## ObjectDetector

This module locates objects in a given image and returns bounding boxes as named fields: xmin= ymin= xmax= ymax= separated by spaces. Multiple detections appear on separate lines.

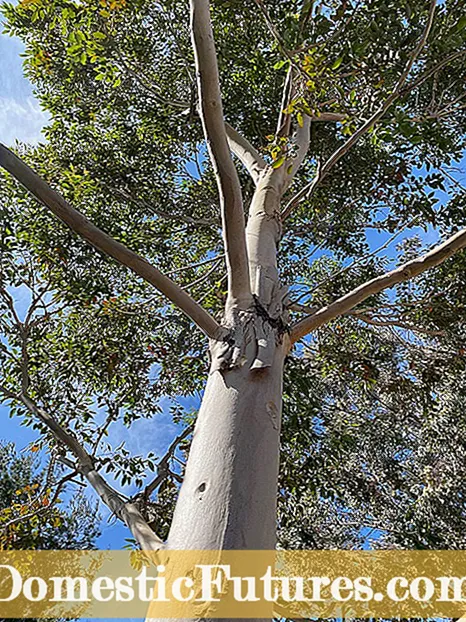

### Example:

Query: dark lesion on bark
xmin=209 ymin=276 xmax=290 ymax=373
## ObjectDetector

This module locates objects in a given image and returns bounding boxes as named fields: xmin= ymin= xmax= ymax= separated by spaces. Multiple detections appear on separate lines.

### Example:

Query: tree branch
xmin=190 ymin=0 xmax=252 ymax=309
xmin=399 ymin=50 xmax=466 ymax=98
xmin=17 ymin=394 xmax=164 ymax=550
xmin=107 ymin=183 xmax=216 ymax=227
xmin=303 ymin=215 xmax=420 ymax=297
xmin=252 ymin=0 xmax=304 ymax=86
xmin=284 ymin=115 xmax=311 ymax=188
xmin=308 ymin=112 xmax=347 ymax=122
xmin=282 ymin=0 xmax=437 ymax=219
xmin=224 ymin=122 xmax=267 ymax=184
xmin=167 ymin=253 xmax=225 ymax=275
xmin=0 ymin=144 xmax=221 ymax=340
xmin=349 ymin=313 xmax=446 ymax=337
xmin=277 ymin=65 xmax=294 ymax=136
xmin=1 ymin=299 xmax=163 ymax=549
xmin=290 ymin=226 xmax=466 ymax=343
xmin=144 ymin=425 xmax=193 ymax=500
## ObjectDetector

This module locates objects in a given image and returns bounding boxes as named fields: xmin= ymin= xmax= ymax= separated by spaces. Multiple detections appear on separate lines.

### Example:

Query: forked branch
xmin=282 ymin=0 xmax=437 ymax=219
xmin=225 ymin=122 xmax=267 ymax=184
xmin=0 ymin=290 xmax=164 ymax=549
xmin=0 ymin=144 xmax=221 ymax=340
xmin=0 ymin=388 xmax=164 ymax=550
xmin=290 ymin=227 xmax=466 ymax=343
xmin=190 ymin=0 xmax=252 ymax=309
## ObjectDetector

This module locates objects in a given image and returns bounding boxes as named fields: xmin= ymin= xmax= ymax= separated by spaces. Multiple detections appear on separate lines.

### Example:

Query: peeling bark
xmin=210 ymin=169 xmax=289 ymax=372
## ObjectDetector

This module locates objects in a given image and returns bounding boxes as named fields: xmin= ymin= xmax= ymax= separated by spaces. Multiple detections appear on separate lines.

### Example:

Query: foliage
xmin=0 ymin=442 xmax=100 ymax=550
xmin=0 ymin=0 xmax=465 ymax=552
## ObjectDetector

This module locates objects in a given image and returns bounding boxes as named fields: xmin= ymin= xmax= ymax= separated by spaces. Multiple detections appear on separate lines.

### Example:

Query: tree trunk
xmin=149 ymin=176 xmax=286 ymax=621
xmin=167 ymin=170 xmax=286 ymax=551
xmin=166 ymin=337 xmax=286 ymax=551
xmin=151 ymin=339 xmax=286 ymax=622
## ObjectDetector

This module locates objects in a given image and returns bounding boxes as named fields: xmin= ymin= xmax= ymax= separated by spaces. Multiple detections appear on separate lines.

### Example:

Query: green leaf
xmin=273 ymin=59 xmax=289 ymax=70
xmin=272 ymin=156 xmax=286 ymax=169
xmin=454 ymin=16 xmax=466 ymax=32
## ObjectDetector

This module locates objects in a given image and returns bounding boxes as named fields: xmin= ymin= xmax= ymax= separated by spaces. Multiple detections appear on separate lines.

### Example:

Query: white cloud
xmin=0 ymin=96 xmax=49 ymax=145
xmin=0 ymin=31 xmax=49 ymax=145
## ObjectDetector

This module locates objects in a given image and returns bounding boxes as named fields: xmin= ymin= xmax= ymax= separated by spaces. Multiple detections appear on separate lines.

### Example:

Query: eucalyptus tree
xmin=0 ymin=0 xmax=466 ymax=564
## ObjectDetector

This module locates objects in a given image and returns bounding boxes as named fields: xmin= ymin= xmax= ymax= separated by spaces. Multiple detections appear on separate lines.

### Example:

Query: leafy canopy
xmin=0 ymin=0 xmax=465 ymax=548
xmin=0 ymin=442 xmax=100 ymax=550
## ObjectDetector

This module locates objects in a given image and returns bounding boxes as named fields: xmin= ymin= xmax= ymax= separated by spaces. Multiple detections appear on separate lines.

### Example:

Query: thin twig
xmin=282 ymin=0 xmax=437 ymax=219
xmin=144 ymin=425 xmax=193 ymax=499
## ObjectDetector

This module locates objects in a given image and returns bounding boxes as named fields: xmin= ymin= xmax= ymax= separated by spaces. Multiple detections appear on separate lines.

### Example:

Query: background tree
xmin=0 ymin=441 xmax=100 ymax=550
xmin=0 ymin=442 xmax=100 ymax=622
xmin=0 ymin=0 xmax=465 ymax=576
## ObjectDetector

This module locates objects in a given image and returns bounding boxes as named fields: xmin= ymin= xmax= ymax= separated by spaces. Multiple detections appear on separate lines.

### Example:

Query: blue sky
xmin=0 ymin=30 xmax=49 ymax=145
xmin=0 ymin=30 xmax=48 ymax=454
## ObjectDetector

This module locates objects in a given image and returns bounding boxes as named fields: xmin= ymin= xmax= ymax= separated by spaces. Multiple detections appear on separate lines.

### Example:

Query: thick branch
xmin=290 ymin=227 xmax=466 ymax=343
xmin=190 ymin=0 xmax=252 ymax=309
xmin=224 ymin=122 xmax=267 ymax=184
xmin=16 ymin=394 xmax=163 ymax=550
xmin=0 ymin=144 xmax=221 ymax=339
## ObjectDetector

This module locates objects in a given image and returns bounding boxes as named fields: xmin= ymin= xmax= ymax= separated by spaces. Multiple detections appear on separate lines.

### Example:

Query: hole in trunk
xmin=197 ymin=482 xmax=206 ymax=494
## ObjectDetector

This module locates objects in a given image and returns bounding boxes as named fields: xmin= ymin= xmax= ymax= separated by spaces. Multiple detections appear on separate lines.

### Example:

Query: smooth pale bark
xmin=154 ymin=344 xmax=286 ymax=622
xmin=167 ymin=173 xmax=286 ymax=550
xmin=190 ymin=0 xmax=252 ymax=311
xmin=166 ymin=336 xmax=287 ymax=551
xmin=146 ymin=166 xmax=287 ymax=622
xmin=246 ymin=168 xmax=284 ymax=297
xmin=164 ymin=170 xmax=288 ymax=551
xmin=225 ymin=122 xmax=267 ymax=184
xmin=151 ymin=173 xmax=287 ymax=621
